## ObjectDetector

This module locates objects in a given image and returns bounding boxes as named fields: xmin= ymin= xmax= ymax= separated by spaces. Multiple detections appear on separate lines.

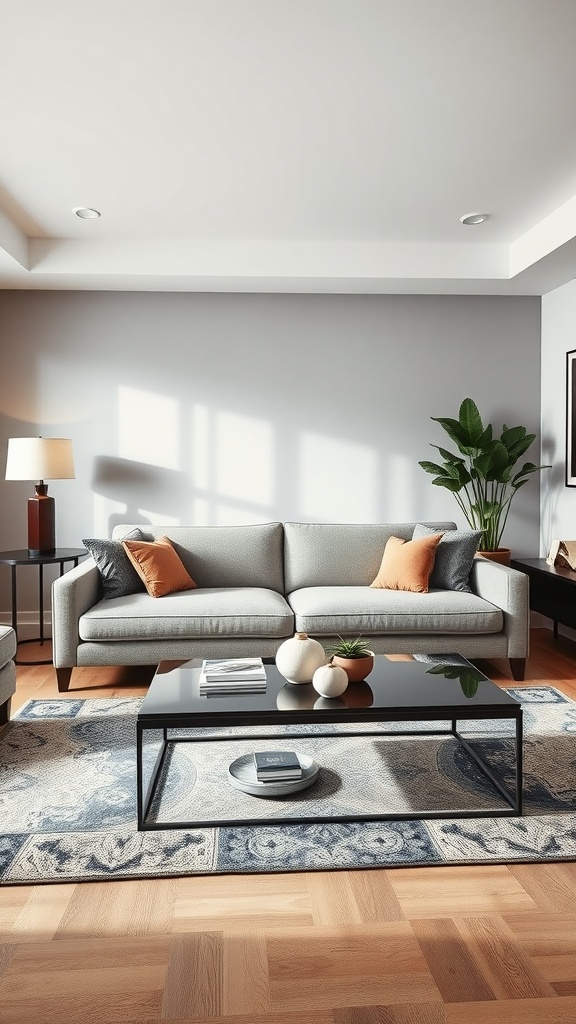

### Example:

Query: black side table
xmin=0 ymin=548 xmax=87 ymax=665
xmin=510 ymin=557 xmax=576 ymax=639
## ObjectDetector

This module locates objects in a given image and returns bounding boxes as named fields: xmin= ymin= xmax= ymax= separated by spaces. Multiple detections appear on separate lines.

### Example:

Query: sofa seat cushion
xmin=287 ymin=587 xmax=503 ymax=636
xmin=79 ymin=588 xmax=294 ymax=642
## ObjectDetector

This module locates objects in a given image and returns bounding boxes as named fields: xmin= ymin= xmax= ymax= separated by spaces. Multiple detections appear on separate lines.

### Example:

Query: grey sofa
xmin=0 ymin=624 xmax=17 ymax=723
xmin=52 ymin=520 xmax=529 ymax=692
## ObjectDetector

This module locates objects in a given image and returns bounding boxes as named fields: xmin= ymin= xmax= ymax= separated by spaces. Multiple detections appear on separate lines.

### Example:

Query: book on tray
xmin=253 ymin=750 xmax=302 ymax=781
xmin=201 ymin=657 xmax=266 ymax=681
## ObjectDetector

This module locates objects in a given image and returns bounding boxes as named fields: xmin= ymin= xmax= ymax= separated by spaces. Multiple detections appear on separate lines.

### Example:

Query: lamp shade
xmin=5 ymin=437 xmax=75 ymax=481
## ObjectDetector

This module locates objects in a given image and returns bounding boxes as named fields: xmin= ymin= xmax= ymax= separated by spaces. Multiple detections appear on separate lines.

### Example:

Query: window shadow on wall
xmin=92 ymin=455 xmax=190 ymax=534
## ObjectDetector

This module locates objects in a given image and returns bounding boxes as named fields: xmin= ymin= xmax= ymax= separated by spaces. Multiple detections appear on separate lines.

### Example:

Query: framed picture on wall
xmin=567 ymin=349 xmax=576 ymax=486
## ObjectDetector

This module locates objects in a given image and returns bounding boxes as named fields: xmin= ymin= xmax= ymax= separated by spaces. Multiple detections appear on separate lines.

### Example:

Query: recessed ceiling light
xmin=72 ymin=207 xmax=101 ymax=220
xmin=460 ymin=212 xmax=488 ymax=225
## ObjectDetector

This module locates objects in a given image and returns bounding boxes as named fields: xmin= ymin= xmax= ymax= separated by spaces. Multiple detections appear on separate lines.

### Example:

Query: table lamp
xmin=5 ymin=437 xmax=75 ymax=555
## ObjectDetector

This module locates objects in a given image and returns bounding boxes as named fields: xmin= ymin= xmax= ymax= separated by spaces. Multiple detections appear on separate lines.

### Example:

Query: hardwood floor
xmin=1 ymin=629 xmax=576 ymax=1023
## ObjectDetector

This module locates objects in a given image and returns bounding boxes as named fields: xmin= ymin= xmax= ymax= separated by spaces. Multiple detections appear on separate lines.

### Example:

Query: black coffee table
xmin=136 ymin=655 xmax=523 ymax=830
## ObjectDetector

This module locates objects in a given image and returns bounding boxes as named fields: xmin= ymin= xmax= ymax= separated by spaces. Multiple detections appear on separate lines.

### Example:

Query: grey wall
xmin=541 ymin=277 xmax=576 ymax=554
xmin=0 ymin=290 xmax=542 ymax=629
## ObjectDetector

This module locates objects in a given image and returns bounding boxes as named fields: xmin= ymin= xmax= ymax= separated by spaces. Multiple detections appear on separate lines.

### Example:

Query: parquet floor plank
xmin=445 ymin=995 xmax=576 ymax=1023
xmin=502 ymin=910 xmax=576 ymax=956
xmin=410 ymin=917 xmax=496 ymax=1003
xmin=333 ymin=1005 xmax=447 ymax=1024
xmin=306 ymin=871 xmax=364 ymax=926
xmin=161 ymin=931 xmax=222 ymax=1019
xmin=386 ymin=865 xmax=538 ymax=919
xmin=173 ymin=873 xmax=314 ymax=933
xmin=55 ymin=878 xmax=177 ymax=938
xmin=451 ymin=915 xmax=555 ymax=999
xmin=8 ymin=882 xmax=77 ymax=943
xmin=221 ymin=928 xmax=270 ymax=1016
xmin=345 ymin=868 xmax=405 ymax=922
xmin=265 ymin=922 xmax=442 ymax=1010
xmin=0 ymin=887 xmax=33 ymax=940
xmin=0 ymin=935 xmax=168 ymax=1023
xmin=506 ymin=862 xmax=576 ymax=912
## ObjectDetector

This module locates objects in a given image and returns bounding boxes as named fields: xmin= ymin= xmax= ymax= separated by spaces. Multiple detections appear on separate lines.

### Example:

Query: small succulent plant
xmin=326 ymin=635 xmax=372 ymax=659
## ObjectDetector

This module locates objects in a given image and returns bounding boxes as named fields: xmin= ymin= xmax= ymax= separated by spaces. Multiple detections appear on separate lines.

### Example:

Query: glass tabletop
xmin=140 ymin=654 xmax=520 ymax=721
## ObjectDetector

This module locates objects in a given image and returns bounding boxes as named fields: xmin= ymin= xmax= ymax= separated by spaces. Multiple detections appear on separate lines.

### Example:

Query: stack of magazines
xmin=199 ymin=657 xmax=267 ymax=696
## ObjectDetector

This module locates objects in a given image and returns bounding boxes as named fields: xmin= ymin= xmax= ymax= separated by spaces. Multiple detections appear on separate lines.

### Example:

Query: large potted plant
xmin=418 ymin=398 xmax=549 ymax=562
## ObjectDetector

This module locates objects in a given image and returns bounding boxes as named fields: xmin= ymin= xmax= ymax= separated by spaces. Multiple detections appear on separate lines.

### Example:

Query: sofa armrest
xmin=469 ymin=557 xmax=529 ymax=658
xmin=52 ymin=559 xmax=101 ymax=667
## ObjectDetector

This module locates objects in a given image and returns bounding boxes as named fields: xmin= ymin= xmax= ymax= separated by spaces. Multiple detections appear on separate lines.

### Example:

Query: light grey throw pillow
xmin=82 ymin=528 xmax=146 ymax=599
xmin=412 ymin=523 xmax=482 ymax=592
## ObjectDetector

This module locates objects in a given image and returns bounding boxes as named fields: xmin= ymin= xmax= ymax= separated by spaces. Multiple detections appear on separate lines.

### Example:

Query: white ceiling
xmin=2 ymin=0 xmax=576 ymax=295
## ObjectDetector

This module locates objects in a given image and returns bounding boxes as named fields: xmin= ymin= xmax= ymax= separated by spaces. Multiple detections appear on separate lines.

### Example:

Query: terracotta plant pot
xmin=332 ymin=652 xmax=374 ymax=682
xmin=476 ymin=548 xmax=511 ymax=566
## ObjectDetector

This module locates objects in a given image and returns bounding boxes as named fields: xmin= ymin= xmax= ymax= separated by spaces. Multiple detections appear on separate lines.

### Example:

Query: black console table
xmin=510 ymin=557 xmax=576 ymax=639
xmin=0 ymin=548 xmax=87 ymax=664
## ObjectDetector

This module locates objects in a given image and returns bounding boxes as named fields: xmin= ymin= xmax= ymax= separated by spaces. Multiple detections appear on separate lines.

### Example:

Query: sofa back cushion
xmin=283 ymin=521 xmax=457 ymax=591
xmin=112 ymin=522 xmax=284 ymax=591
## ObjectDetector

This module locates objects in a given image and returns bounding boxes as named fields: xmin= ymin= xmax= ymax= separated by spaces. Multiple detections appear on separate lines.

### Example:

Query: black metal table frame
xmin=136 ymin=704 xmax=523 ymax=831
xmin=0 ymin=549 xmax=86 ymax=665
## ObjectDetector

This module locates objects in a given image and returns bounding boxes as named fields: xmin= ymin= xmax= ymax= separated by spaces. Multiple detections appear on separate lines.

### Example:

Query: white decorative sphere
xmin=275 ymin=632 xmax=326 ymax=684
xmin=312 ymin=662 xmax=349 ymax=698
xmin=314 ymin=695 xmax=347 ymax=709
xmin=276 ymin=683 xmax=316 ymax=711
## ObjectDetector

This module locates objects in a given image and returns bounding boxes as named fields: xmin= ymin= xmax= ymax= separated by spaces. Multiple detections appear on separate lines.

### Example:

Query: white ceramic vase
xmin=275 ymin=632 xmax=326 ymax=684
xmin=312 ymin=661 xmax=349 ymax=698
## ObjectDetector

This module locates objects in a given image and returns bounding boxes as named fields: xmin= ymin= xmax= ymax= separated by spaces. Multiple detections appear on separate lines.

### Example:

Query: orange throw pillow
xmin=122 ymin=536 xmax=197 ymax=598
xmin=370 ymin=533 xmax=442 ymax=593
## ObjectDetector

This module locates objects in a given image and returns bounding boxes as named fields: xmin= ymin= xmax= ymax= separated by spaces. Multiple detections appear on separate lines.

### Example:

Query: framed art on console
xmin=566 ymin=349 xmax=576 ymax=486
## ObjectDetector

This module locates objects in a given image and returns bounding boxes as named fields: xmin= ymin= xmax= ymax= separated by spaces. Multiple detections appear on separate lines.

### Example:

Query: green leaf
xmin=459 ymin=671 xmax=480 ymax=698
xmin=500 ymin=425 xmax=526 ymax=451
xmin=506 ymin=434 xmax=536 ymax=462
xmin=426 ymin=665 xmax=462 ymax=679
xmin=431 ymin=477 xmax=464 ymax=492
xmin=477 ymin=424 xmax=493 ymax=447
xmin=430 ymin=416 xmax=470 ymax=451
xmin=430 ymin=445 xmax=465 ymax=464
xmin=458 ymin=398 xmax=484 ymax=444
xmin=418 ymin=460 xmax=450 ymax=476
xmin=473 ymin=441 xmax=511 ymax=481
xmin=425 ymin=663 xmax=482 ymax=697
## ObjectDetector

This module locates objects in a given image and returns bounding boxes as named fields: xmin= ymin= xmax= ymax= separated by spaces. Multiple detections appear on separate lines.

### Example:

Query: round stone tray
xmin=228 ymin=753 xmax=320 ymax=797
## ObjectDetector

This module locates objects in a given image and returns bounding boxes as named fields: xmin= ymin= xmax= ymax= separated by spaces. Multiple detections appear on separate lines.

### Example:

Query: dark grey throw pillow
xmin=82 ymin=528 xmax=146 ymax=599
xmin=412 ymin=523 xmax=483 ymax=592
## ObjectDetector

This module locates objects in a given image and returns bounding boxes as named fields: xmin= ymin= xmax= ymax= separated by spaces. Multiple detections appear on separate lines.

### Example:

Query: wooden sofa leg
xmin=56 ymin=667 xmax=73 ymax=692
xmin=509 ymin=658 xmax=526 ymax=682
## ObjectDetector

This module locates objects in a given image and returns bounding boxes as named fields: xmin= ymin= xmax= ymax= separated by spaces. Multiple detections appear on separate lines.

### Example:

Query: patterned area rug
xmin=1 ymin=686 xmax=576 ymax=884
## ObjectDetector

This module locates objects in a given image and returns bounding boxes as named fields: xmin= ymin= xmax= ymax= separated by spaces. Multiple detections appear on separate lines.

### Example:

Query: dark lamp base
xmin=27 ymin=487 xmax=56 ymax=555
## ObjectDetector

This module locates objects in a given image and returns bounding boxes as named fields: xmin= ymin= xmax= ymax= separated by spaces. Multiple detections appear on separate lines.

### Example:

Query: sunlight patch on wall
xmin=214 ymin=505 xmax=272 ymax=526
xmin=215 ymin=411 xmax=274 ymax=506
xmin=192 ymin=497 xmax=210 ymax=525
xmin=138 ymin=508 xmax=180 ymax=526
xmin=192 ymin=405 xmax=210 ymax=491
xmin=118 ymin=386 xmax=179 ymax=470
xmin=386 ymin=453 xmax=416 ymax=521
xmin=299 ymin=432 xmax=377 ymax=522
